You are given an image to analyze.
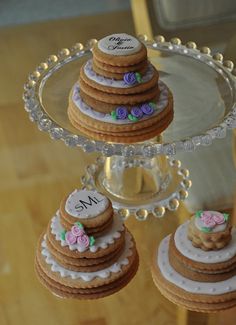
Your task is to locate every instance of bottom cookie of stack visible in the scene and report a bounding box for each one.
[35,231,138,299]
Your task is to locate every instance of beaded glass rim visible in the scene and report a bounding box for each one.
[81,156,191,220]
[23,35,236,158]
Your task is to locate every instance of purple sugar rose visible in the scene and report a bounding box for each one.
[65,231,77,245]
[77,234,90,249]
[123,72,137,85]
[140,103,154,116]
[116,106,128,119]
[131,106,143,119]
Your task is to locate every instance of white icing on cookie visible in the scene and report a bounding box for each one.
[98,33,141,56]
[65,189,108,219]
[175,222,236,263]
[195,211,227,233]
[84,59,154,88]
[157,236,236,295]
[72,81,169,125]
[41,232,133,282]
[51,211,124,253]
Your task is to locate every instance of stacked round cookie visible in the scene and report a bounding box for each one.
[35,189,139,299]
[152,210,236,312]
[68,33,173,143]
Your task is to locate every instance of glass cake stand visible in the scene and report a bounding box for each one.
[23,36,236,220]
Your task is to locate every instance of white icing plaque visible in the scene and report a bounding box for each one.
[98,33,141,56]
[65,189,108,219]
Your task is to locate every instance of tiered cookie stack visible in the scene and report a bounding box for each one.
[68,33,173,143]
[35,189,139,299]
[152,210,236,312]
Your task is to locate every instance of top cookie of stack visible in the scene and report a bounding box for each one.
[68,33,173,143]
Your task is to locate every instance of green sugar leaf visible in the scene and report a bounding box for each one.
[89,236,95,247]
[61,230,67,241]
[75,221,84,229]
[201,226,212,233]
[135,72,142,83]
[223,213,229,221]
[195,210,203,218]
[149,102,156,109]
[128,114,138,122]
[111,111,117,120]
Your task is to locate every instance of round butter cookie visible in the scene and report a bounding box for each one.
[151,211,236,312]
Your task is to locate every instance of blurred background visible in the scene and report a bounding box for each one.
[0,1,236,324]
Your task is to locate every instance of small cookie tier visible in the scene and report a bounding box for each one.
[68,33,173,143]
[35,189,139,299]
[151,210,236,312]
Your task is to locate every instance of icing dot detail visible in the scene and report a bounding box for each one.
[174,221,236,264]
[157,235,236,296]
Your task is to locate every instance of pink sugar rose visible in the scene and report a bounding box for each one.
[200,211,216,228]
[212,213,225,225]
[71,225,84,237]
[77,234,90,248]
[65,231,77,245]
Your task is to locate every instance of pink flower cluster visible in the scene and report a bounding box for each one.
[200,211,225,228]
[65,224,90,248]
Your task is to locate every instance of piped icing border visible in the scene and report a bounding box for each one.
[157,236,236,295]
[174,221,236,264]
[51,211,124,253]
[84,59,154,88]
[72,80,169,125]
[41,232,133,282]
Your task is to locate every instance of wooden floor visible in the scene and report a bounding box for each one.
[0,10,236,325]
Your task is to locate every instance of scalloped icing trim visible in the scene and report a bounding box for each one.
[51,210,124,253]
[174,221,236,264]
[84,59,154,88]
[157,235,236,295]
[72,80,169,125]
[41,232,133,282]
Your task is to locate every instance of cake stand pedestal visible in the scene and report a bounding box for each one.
[23,37,236,219]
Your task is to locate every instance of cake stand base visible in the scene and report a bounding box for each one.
[81,155,191,220]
